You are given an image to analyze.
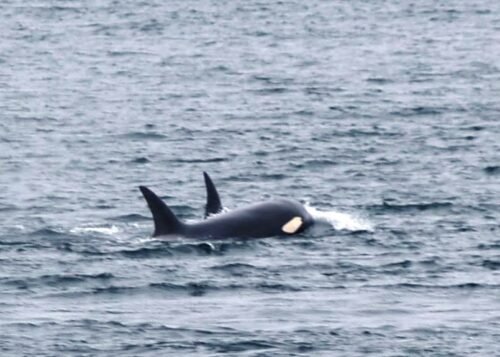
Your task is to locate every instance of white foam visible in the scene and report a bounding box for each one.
[70,225,121,235]
[305,204,374,232]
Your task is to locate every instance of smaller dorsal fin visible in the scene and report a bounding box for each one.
[139,186,184,237]
[203,172,223,218]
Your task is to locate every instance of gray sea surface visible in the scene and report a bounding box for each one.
[1,0,500,356]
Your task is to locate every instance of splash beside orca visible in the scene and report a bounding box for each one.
[139,172,314,239]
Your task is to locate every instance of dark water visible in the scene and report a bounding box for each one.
[1,0,500,355]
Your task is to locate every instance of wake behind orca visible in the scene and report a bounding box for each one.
[139,172,314,239]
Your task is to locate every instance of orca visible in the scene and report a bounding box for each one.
[203,171,223,218]
[139,172,314,239]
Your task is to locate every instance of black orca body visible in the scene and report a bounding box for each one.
[139,173,314,239]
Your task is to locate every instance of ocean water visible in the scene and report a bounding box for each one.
[1,0,500,355]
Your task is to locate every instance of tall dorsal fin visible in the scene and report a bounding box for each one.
[139,186,184,237]
[203,172,223,218]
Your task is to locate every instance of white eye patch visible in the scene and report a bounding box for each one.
[281,216,303,234]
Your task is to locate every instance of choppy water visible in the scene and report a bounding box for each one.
[1,0,500,355]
